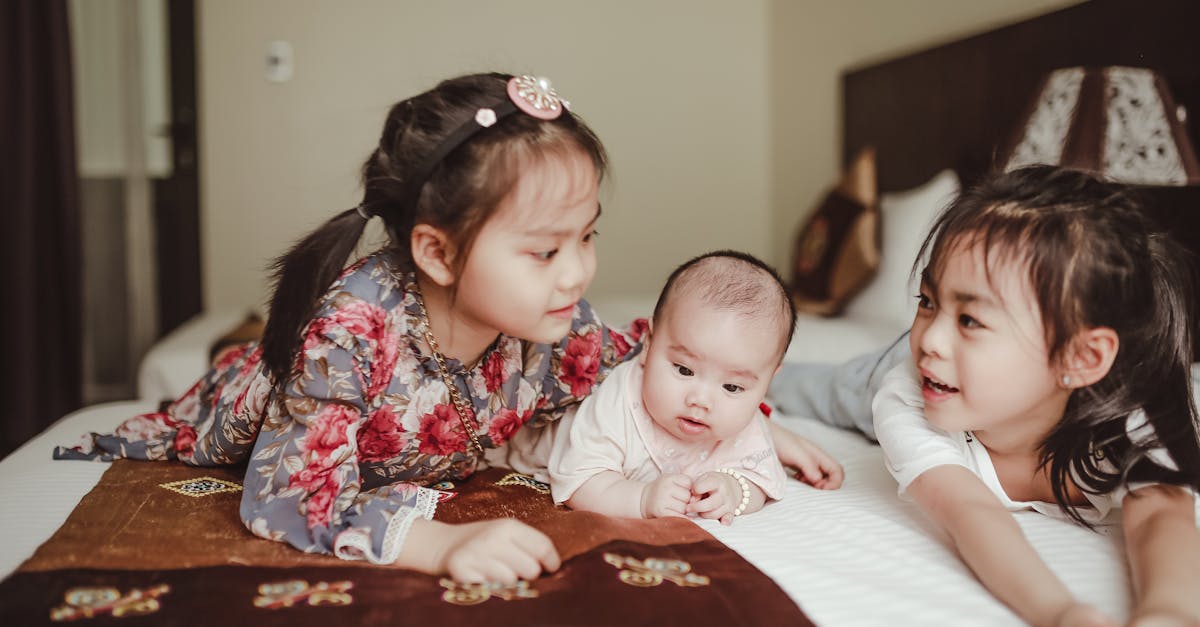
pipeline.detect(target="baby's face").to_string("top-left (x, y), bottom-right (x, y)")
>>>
top-left (639, 294), bottom-right (782, 445)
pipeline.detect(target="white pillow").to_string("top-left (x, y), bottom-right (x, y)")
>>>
top-left (843, 169), bottom-right (960, 330)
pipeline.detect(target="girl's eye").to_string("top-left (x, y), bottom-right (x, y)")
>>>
top-left (674, 364), bottom-right (693, 377)
top-left (583, 229), bottom-right (599, 243)
top-left (533, 249), bottom-right (558, 260)
top-left (958, 314), bottom-right (982, 329)
top-left (723, 383), bottom-right (744, 393)
top-left (916, 293), bottom-right (934, 310)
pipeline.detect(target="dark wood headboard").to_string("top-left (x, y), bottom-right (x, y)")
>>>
top-left (841, 0), bottom-right (1200, 348)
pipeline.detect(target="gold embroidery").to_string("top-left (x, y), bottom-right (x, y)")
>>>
top-left (603, 553), bottom-right (711, 587)
top-left (495, 472), bottom-right (550, 494)
top-left (50, 584), bottom-right (170, 621)
top-left (439, 578), bottom-right (538, 605)
top-left (253, 580), bottom-right (354, 609)
top-left (158, 476), bottom-right (242, 497)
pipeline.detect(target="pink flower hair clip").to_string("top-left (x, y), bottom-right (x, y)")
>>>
top-left (506, 75), bottom-right (568, 120)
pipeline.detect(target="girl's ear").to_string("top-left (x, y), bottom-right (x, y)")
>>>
top-left (1062, 326), bottom-right (1119, 389)
top-left (410, 224), bottom-right (456, 287)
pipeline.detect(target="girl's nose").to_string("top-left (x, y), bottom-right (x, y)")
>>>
top-left (918, 314), bottom-right (950, 359)
top-left (558, 244), bottom-right (593, 293)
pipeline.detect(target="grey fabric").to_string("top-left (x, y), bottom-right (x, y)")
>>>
top-left (768, 334), bottom-right (911, 441)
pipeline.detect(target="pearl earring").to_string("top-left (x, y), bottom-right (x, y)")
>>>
top-left (1061, 374), bottom-right (1071, 387)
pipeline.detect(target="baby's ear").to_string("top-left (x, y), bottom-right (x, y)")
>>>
top-left (410, 224), bottom-right (456, 286)
top-left (638, 321), bottom-right (654, 365)
top-left (1061, 327), bottom-right (1119, 389)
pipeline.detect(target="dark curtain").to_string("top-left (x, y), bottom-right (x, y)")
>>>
top-left (0, 0), bottom-right (83, 458)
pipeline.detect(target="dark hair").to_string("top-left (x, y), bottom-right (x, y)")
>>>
top-left (261, 72), bottom-right (608, 385)
top-left (652, 250), bottom-right (798, 361)
top-left (917, 165), bottom-right (1200, 525)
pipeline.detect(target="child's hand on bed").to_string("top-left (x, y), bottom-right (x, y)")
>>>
top-left (640, 474), bottom-right (692, 518)
top-left (769, 422), bottom-right (845, 489)
top-left (400, 518), bottom-right (561, 584)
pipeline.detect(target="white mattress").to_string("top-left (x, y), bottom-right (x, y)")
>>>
top-left (0, 307), bottom-right (1148, 625)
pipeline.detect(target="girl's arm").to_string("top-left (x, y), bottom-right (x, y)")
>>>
top-left (566, 470), bottom-right (691, 519)
top-left (1121, 484), bottom-right (1200, 624)
top-left (908, 465), bottom-right (1113, 627)
top-left (768, 421), bottom-right (844, 489)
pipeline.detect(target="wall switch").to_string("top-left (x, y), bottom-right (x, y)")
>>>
top-left (265, 40), bottom-right (294, 82)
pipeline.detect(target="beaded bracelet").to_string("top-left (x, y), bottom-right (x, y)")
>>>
top-left (716, 467), bottom-right (751, 517)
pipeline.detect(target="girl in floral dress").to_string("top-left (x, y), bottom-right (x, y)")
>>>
top-left (57, 72), bottom-right (643, 584)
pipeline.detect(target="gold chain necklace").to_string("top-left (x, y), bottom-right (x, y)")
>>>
top-left (412, 286), bottom-right (486, 457)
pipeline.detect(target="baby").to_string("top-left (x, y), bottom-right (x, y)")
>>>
top-left (549, 250), bottom-right (841, 524)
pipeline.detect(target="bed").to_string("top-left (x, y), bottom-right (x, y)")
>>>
top-left (4, 1), bottom-right (1200, 624)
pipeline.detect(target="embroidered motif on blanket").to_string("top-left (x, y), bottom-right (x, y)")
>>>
top-left (158, 476), bottom-right (242, 497)
top-left (252, 580), bottom-right (354, 609)
top-left (495, 472), bottom-right (551, 494)
top-left (439, 578), bottom-right (539, 605)
top-left (50, 584), bottom-right (171, 620)
top-left (603, 553), bottom-right (710, 588)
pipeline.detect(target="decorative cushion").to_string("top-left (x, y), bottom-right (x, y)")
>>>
top-left (789, 148), bottom-right (880, 316)
top-left (843, 169), bottom-right (960, 331)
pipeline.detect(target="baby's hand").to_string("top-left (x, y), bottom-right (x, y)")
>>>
top-left (640, 474), bottom-right (692, 518)
top-left (688, 471), bottom-right (742, 525)
top-left (772, 425), bottom-right (844, 489)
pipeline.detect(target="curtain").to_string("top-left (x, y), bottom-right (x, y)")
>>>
top-left (0, 0), bottom-right (83, 457)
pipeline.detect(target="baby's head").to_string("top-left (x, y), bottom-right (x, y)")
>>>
top-left (640, 251), bottom-right (796, 443)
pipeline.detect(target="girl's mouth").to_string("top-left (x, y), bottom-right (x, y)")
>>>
top-left (924, 376), bottom-right (958, 394)
top-left (548, 303), bottom-right (576, 318)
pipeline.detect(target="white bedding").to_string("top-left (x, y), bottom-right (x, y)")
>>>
top-left (0, 307), bottom-right (1144, 626)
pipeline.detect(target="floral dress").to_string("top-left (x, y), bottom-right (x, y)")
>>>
top-left (56, 252), bottom-right (644, 564)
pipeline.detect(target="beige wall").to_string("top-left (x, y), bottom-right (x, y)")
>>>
top-left (199, 0), bottom-right (1077, 312)
top-left (767, 0), bottom-right (1078, 281)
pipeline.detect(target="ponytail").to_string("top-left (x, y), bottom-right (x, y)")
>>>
top-left (261, 208), bottom-right (369, 385)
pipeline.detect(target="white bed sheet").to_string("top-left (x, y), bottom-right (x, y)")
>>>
top-left (0, 307), bottom-right (1149, 625)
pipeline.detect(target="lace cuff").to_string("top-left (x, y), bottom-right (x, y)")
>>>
top-left (332, 487), bottom-right (441, 564)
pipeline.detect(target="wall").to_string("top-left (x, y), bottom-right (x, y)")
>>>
top-left (198, 0), bottom-right (771, 310)
top-left (767, 0), bottom-right (1079, 279)
top-left (198, 0), bottom-right (1078, 312)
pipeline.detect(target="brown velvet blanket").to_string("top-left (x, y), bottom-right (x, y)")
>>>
top-left (1, 461), bottom-right (811, 625)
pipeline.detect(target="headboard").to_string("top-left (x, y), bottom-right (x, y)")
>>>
top-left (842, 0), bottom-right (1200, 349)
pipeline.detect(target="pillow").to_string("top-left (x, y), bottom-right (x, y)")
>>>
top-left (789, 148), bottom-right (880, 316)
top-left (843, 169), bottom-right (960, 331)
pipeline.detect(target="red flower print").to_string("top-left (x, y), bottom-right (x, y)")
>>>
top-left (366, 329), bottom-right (400, 400)
top-left (418, 404), bottom-right (468, 456)
top-left (330, 300), bottom-right (387, 339)
top-left (174, 424), bottom-right (197, 455)
top-left (608, 329), bottom-right (632, 359)
top-left (482, 352), bottom-right (506, 393)
top-left (561, 331), bottom-right (601, 397)
top-left (303, 473), bottom-right (341, 529)
top-left (487, 408), bottom-right (529, 446)
top-left (304, 404), bottom-right (358, 458)
top-left (628, 317), bottom-right (649, 341)
top-left (358, 406), bottom-right (405, 462)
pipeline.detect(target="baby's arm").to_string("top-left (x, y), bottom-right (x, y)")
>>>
top-left (768, 421), bottom-right (844, 489)
top-left (908, 466), bottom-right (1115, 627)
top-left (688, 470), bottom-right (768, 525)
top-left (566, 470), bottom-right (692, 519)
top-left (1121, 484), bottom-right (1200, 625)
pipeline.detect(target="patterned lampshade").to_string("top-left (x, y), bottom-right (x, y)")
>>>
top-left (1002, 66), bottom-right (1200, 185)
